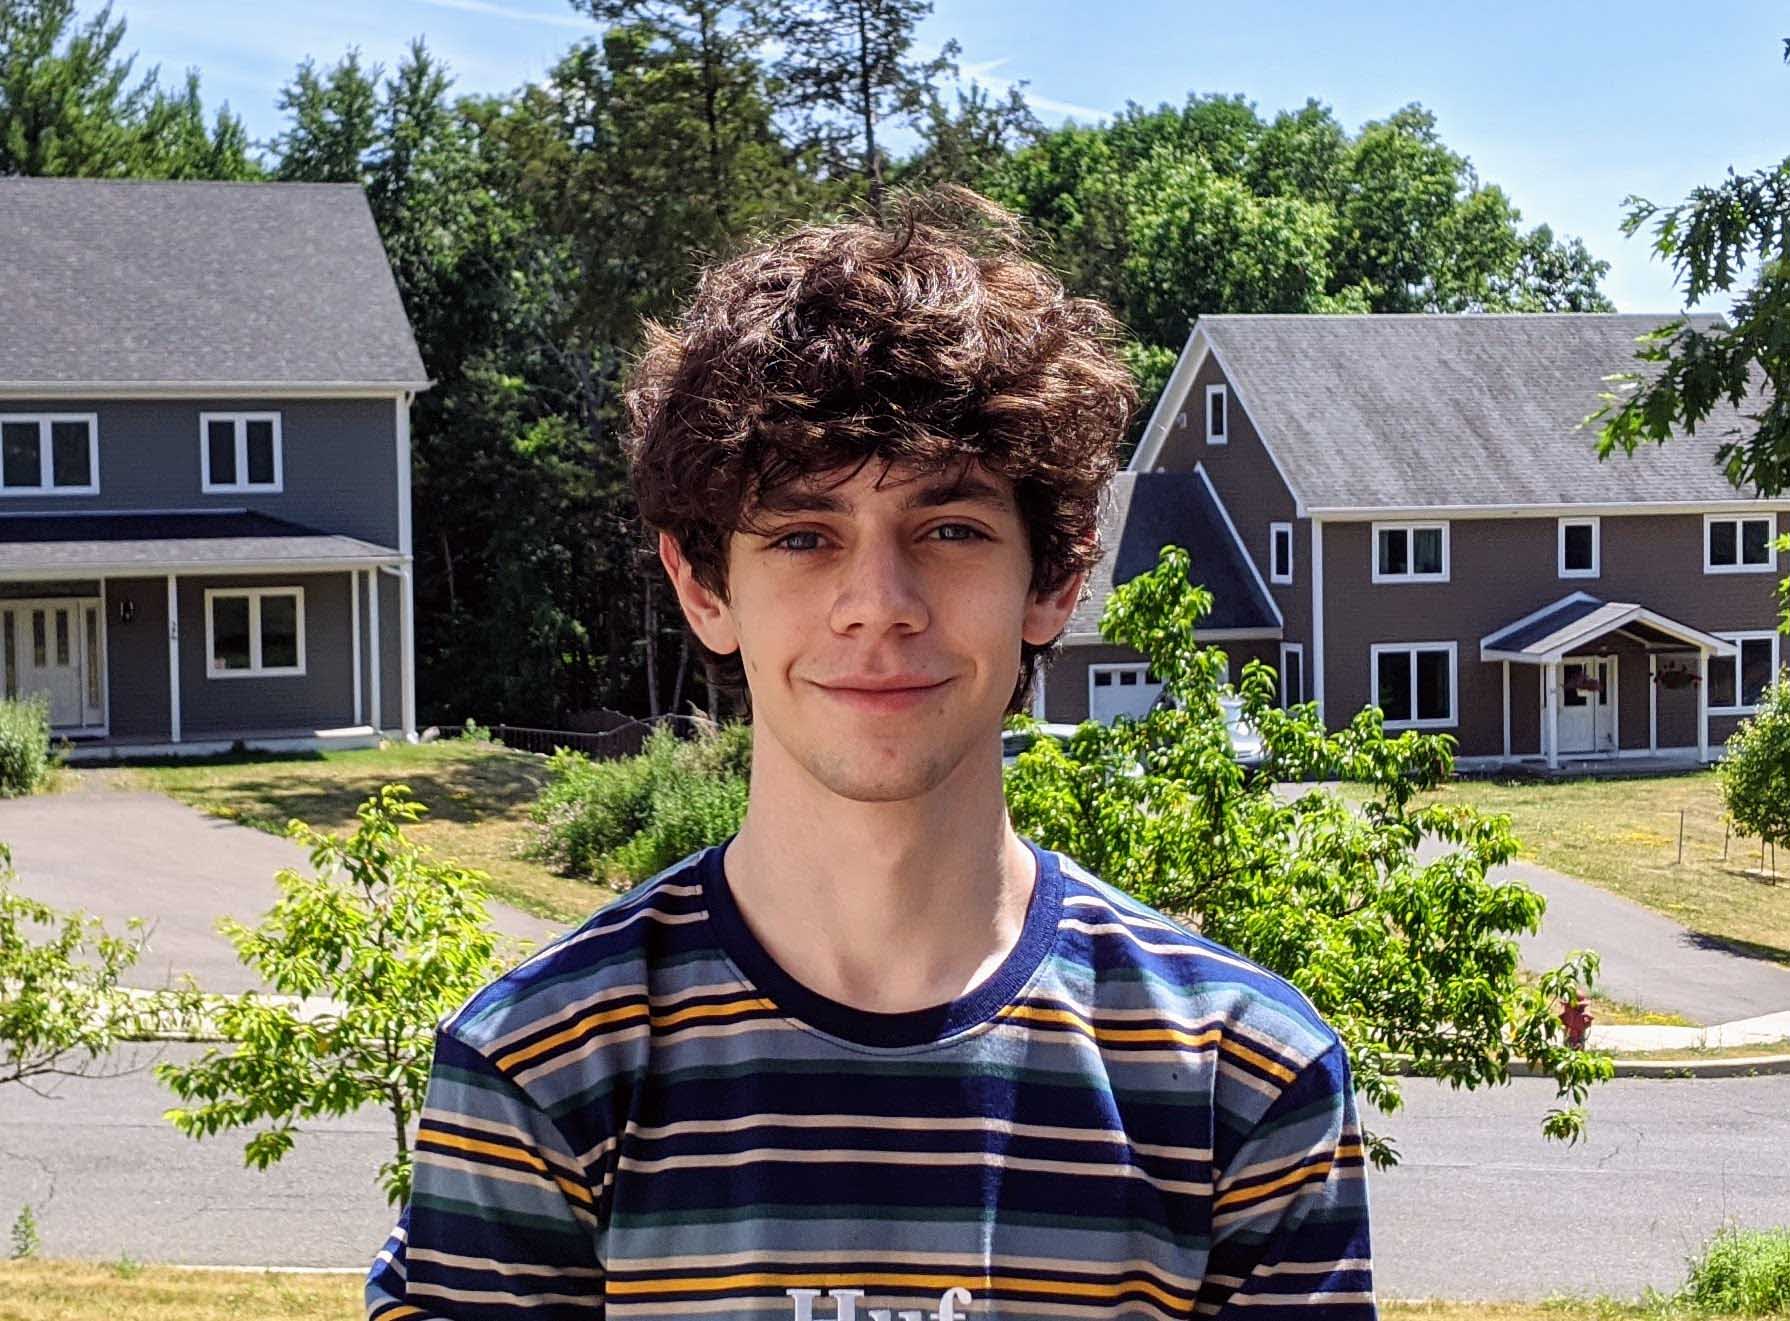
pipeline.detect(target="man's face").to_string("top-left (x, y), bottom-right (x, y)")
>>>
top-left (661, 460), bottom-right (1085, 805)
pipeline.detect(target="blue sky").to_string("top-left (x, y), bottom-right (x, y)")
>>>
top-left (92, 0), bottom-right (1790, 313)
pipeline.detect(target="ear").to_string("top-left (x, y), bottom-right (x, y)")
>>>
top-left (1021, 566), bottom-right (1089, 647)
top-left (658, 530), bottom-right (741, 656)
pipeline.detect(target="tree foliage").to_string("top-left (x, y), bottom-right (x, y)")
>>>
top-left (1718, 676), bottom-right (1790, 852)
top-left (0, 0), bottom-right (256, 178)
top-left (0, 841), bottom-right (154, 1092)
top-left (1002, 545), bottom-right (1616, 1168)
top-left (154, 786), bottom-right (530, 1205)
top-left (1592, 45), bottom-right (1790, 497)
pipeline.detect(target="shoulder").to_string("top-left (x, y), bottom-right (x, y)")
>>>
top-left (439, 846), bottom-right (711, 1061)
top-left (1046, 847), bottom-right (1347, 1089)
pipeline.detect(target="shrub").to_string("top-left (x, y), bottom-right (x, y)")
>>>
top-left (528, 721), bottom-right (751, 884)
top-left (1677, 1222), bottom-right (1790, 1315)
top-left (0, 696), bottom-right (53, 796)
top-left (1719, 675), bottom-right (1790, 851)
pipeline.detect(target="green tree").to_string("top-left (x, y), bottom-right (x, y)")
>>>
top-left (1717, 676), bottom-right (1790, 861)
top-left (1003, 545), bottom-right (1615, 1168)
top-left (1593, 41), bottom-right (1790, 498)
top-left (757, 0), bottom-right (958, 215)
top-left (0, 0), bottom-right (257, 178)
top-left (0, 841), bottom-right (154, 1092)
top-left (270, 46), bottom-right (381, 182)
top-left (155, 786), bottom-right (531, 1205)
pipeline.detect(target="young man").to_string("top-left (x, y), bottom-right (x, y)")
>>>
top-left (366, 185), bottom-right (1377, 1320)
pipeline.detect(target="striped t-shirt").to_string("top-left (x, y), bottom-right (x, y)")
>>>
top-left (366, 834), bottom-right (1377, 1319)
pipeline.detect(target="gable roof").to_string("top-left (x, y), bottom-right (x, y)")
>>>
top-left (1132, 313), bottom-right (1770, 513)
top-left (0, 178), bottom-right (430, 393)
top-left (1479, 591), bottom-right (1734, 662)
top-left (1067, 470), bottom-right (1281, 642)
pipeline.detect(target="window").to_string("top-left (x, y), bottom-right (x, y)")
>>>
top-left (204, 587), bottom-right (305, 677)
top-left (1279, 642), bottom-right (1305, 707)
top-left (1709, 631), bottom-right (1781, 713)
top-left (200, 413), bottom-right (283, 493)
top-left (85, 606), bottom-right (101, 709)
top-left (1558, 517), bottom-right (1600, 578)
top-left (1269, 521), bottom-right (1294, 585)
top-left (0, 415), bottom-right (99, 494)
top-left (1372, 522), bottom-right (1449, 583)
top-left (1205, 384), bottom-right (1228, 445)
top-left (1370, 642), bottom-right (1456, 729)
top-left (1704, 513), bottom-right (1776, 574)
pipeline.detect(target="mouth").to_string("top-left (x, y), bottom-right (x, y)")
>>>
top-left (815, 677), bottom-right (954, 713)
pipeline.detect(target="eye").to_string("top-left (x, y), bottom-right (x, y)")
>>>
top-left (768, 529), bottom-right (824, 553)
top-left (929, 523), bottom-right (990, 543)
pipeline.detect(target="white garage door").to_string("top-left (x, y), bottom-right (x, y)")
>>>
top-left (1089, 664), bottom-right (1163, 723)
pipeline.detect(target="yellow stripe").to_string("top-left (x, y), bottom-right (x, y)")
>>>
top-left (607, 1270), bottom-right (1191, 1309)
top-left (1215, 1155), bottom-right (1333, 1211)
top-left (999, 1004), bottom-right (1298, 1082)
top-left (421, 1130), bottom-right (593, 1206)
top-left (496, 995), bottom-right (776, 1072)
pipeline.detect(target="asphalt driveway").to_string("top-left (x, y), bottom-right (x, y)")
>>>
top-left (0, 783), bottom-right (567, 994)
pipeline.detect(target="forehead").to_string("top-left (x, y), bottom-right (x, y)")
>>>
top-left (750, 459), bottom-right (1016, 518)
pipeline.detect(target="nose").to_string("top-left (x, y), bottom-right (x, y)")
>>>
top-left (828, 533), bottom-right (930, 636)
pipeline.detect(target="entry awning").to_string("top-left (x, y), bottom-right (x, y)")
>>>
top-left (0, 511), bottom-right (402, 577)
top-left (1481, 591), bottom-right (1736, 664)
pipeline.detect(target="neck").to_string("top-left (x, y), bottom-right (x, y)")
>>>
top-left (723, 729), bottom-right (1036, 1016)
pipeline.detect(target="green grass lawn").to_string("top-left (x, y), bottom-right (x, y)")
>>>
top-left (0, 1262), bottom-right (1770, 1321)
top-left (1340, 770), bottom-right (1790, 975)
top-left (68, 738), bottom-right (619, 925)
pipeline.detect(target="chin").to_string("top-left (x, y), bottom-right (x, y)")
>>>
top-left (804, 747), bottom-right (970, 804)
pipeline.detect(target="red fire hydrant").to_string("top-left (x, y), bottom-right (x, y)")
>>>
top-left (1559, 989), bottom-right (1594, 1049)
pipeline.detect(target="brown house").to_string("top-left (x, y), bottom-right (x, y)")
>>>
top-left (1040, 313), bottom-right (1787, 770)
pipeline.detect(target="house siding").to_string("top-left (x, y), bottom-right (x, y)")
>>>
top-left (1043, 639), bottom-right (1280, 725)
top-left (1320, 514), bottom-right (1782, 758)
top-left (0, 397), bottom-right (400, 546)
top-left (1153, 353), bottom-right (1306, 666)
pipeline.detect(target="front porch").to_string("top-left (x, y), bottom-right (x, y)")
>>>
top-left (0, 512), bottom-right (416, 757)
top-left (1479, 592), bottom-right (1738, 772)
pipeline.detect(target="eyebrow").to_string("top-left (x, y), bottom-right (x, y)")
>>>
top-left (754, 475), bottom-right (1014, 518)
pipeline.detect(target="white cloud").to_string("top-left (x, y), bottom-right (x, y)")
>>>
top-left (411, 0), bottom-right (592, 30)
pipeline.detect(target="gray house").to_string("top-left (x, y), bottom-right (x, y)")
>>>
top-left (0, 177), bottom-right (429, 759)
top-left (1043, 313), bottom-right (1786, 770)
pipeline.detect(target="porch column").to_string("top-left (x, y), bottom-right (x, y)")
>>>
top-left (1544, 661), bottom-right (1560, 770)
top-left (350, 569), bottom-right (362, 725)
top-left (165, 574), bottom-right (180, 744)
top-left (367, 567), bottom-right (382, 735)
top-left (1648, 653), bottom-right (1658, 754)
top-left (1501, 661), bottom-right (1510, 759)
top-left (399, 562), bottom-right (417, 743)
top-left (1697, 649), bottom-right (1710, 763)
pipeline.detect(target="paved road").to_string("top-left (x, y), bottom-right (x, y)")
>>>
top-left (0, 787), bottom-right (566, 994)
top-left (1413, 837), bottom-right (1790, 1026)
top-left (2, 1043), bottom-right (1784, 1301)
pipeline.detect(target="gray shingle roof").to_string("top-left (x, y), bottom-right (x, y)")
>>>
top-left (0, 511), bottom-right (400, 572)
top-left (0, 178), bottom-right (430, 390)
top-left (1068, 472), bottom-right (1280, 639)
top-left (1480, 591), bottom-right (1733, 659)
top-left (1192, 313), bottom-right (1764, 510)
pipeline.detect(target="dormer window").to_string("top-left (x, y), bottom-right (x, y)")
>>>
top-left (1206, 384), bottom-right (1228, 444)
top-left (201, 413), bottom-right (282, 493)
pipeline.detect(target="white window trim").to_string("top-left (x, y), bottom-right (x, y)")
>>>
top-left (204, 586), bottom-right (306, 678)
top-left (199, 412), bottom-right (284, 494)
top-left (1369, 640), bottom-right (1458, 730)
top-left (0, 414), bottom-right (100, 495)
top-left (1371, 521), bottom-right (1450, 584)
top-left (1708, 629), bottom-right (1781, 715)
top-left (1269, 521), bottom-right (1294, 585)
top-left (1279, 641), bottom-right (1305, 707)
top-left (1557, 516), bottom-right (1600, 579)
top-left (1703, 512), bottom-right (1777, 574)
top-left (1205, 384), bottom-right (1228, 445)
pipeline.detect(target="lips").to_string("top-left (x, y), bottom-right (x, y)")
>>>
top-left (815, 676), bottom-right (952, 712)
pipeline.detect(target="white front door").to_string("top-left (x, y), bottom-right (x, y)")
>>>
top-left (1556, 655), bottom-right (1616, 755)
top-left (5, 600), bottom-right (100, 728)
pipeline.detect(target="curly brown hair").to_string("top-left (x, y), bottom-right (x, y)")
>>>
top-left (622, 183), bottom-right (1139, 718)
